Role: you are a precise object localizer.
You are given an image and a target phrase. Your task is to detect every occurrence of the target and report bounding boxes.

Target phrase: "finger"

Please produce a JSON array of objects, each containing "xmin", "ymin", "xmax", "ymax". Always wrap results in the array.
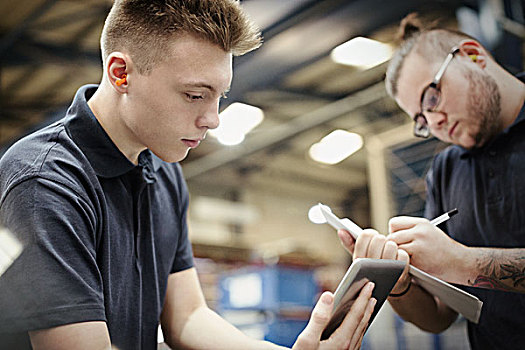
[
  {"xmin": 397, "ymin": 248, "xmax": 410, "ymax": 264},
  {"xmin": 293, "ymin": 292, "xmax": 334, "ymax": 350},
  {"xmin": 353, "ymin": 230, "xmax": 376, "ymax": 258},
  {"xmin": 387, "ymin": 229, "xmax": 416, "ymax": 245},
  {"xmin": 367, "ymin": 234, "xmax": 387, "ymax": 259},
  {"xmin": 388, "ymin": 216, "xmax": 426, "ymax": 234},
  {"xmin": 397, "ymin": 242, "xmax": 415, "ymax": 256},
  {"xmin": 338, "ymin": 229, "xmax": 355, "ymax": 254},
  {"xmin": 382, "ymin": 240, "xmax": 398, "ymax": 260},
  {"xmin": 348, "ymin": 297, "xmax": 376, "ymax": 350},
  {"xmin": 351, "ymin": 331, "xmax": 365, "ymax": 350},
  {"xmin": 330, "ymin": 282, "xmax": 374, "ymax": 344},
  {"xmin": 390, "ymin": 249, "xmax": 411, "ymax": 294}
]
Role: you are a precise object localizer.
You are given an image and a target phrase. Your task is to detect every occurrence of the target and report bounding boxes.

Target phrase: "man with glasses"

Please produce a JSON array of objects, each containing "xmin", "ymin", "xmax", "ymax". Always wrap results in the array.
[{"xmin": 336, "ymin": 14, "xmax": 525, "ymax": 349}]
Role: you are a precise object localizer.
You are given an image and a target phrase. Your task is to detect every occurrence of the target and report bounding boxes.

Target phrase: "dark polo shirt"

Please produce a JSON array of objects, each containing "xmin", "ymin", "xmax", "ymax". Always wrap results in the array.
[
  {"xmin": 0, "ymin": 85, "xmax": 194, "ymax": 349},
  {"xmin": 425, "ymin": 94, "xmax": 525, "ymax": 348}
]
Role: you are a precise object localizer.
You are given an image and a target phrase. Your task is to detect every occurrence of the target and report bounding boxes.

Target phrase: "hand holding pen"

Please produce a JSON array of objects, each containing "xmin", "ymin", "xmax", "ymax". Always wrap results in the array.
[{"xmin": 388, "ymin": 209, "xmax": 464, "ymax": 283}]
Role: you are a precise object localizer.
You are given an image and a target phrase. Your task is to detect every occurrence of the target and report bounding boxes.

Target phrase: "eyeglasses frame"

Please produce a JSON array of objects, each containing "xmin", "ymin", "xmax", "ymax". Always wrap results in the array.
[{"xmin": 412, "ymin": 46, "xmax": 460, "ymax": 138}]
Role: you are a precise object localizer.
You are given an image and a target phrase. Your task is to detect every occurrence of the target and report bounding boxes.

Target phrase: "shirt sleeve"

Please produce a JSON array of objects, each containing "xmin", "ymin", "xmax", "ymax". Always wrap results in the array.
[
  {"xmin": 0, "ymin": 176, "xmax": 106, "ymax": 332},
  {"xmin": 170, "ymin": 163, "xmax": 194, "ymax": 274}
]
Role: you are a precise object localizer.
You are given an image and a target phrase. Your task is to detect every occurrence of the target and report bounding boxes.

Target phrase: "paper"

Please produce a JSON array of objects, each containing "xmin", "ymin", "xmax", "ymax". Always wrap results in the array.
[{"xmin": 317, "ymin": 203, "xmax": 483, "ymax": 323}]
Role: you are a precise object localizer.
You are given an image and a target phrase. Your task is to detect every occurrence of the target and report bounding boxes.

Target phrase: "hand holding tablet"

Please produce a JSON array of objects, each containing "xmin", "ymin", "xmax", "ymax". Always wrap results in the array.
[{"xmin": 321, "ymin": 258, "xmax": 405, "ymax": 340}]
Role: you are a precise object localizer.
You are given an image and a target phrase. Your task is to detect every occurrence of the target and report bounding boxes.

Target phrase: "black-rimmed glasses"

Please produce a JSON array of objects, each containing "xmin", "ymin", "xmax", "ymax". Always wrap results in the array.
[{"xmin": 413, "ymin": 46, "xmax": 460, "ymax": 138}]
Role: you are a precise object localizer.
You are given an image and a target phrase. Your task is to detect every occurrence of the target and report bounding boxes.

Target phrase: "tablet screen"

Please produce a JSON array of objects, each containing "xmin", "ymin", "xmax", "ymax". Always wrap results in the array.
[{"xmin": 321, "ymin": 258, "xmax": 405, "ymax": 340}]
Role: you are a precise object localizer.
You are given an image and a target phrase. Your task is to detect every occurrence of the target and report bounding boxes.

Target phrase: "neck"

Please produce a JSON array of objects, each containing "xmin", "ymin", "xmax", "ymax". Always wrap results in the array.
[
  {"xmin": 496, "ymin": 69, "xmax": 525, "ymax": 129},
  {"xmin": 87, "ymin": 82, "xmax": 146, "ymax": 165}
]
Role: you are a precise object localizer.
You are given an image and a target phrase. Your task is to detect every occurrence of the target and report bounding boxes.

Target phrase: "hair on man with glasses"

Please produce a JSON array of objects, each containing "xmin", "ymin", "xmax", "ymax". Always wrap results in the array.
[{"xmin": 336, "ymin": 13, "xmax": 525, "ymax": 350}]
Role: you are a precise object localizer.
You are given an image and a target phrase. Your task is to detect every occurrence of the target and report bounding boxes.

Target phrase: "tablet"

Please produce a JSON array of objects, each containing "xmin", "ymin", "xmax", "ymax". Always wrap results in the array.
[{"xmin": 321, "ymin": 258, "xmax": 405, "ymax": 340}]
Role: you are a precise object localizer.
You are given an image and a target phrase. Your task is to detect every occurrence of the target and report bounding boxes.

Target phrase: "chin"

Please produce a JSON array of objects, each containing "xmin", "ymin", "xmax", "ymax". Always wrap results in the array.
[
  {"xmin": 151, "ymin": 148, "xmax": 190, "ymax": 163},
  {"xmin": 458, "ymin": 136, "xmax": 478, "ymax": 150}
]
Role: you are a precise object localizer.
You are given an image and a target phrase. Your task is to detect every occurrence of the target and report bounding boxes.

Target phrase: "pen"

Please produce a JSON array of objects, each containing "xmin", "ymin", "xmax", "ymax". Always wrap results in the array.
[{"xmin": 430, "ymin": 208, "xmax": 458, "ymax": 226}]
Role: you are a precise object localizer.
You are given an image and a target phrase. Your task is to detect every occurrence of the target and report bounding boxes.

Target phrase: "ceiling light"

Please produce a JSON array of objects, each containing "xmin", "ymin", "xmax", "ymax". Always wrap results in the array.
[
  {"xmin": 331, "ymin": 37, "xmax": 393, "ymax": 69},
  {"xmin": 210, "ymin": 103, "xmax": 264, "ymax": 146},
  {"xmin": 309, "ymin": 130, "xmax": 363, "ymax": 165}
]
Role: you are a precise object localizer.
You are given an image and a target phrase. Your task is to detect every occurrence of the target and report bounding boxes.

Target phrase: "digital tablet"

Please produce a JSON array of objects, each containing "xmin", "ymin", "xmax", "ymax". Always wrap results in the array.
[{"xmin": 321, "ymin": 258, "xmax": 405, "ymax": 340}]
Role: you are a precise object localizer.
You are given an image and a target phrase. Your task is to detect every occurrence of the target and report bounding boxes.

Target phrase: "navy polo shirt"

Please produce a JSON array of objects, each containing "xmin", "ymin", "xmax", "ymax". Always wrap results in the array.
[
  {"xmin": 0, "ymin": 85, "xmax": 194, "ymax": 349},
  {"xmin": 425, "ymin": 101, "xmax": 525, "ymax": 349}
]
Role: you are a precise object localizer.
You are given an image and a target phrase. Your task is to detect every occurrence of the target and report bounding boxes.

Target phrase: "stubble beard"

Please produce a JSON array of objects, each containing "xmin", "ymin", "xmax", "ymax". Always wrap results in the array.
[{"xmin": 465, "ymin": 69, "xmax": 502, "ymax": 148}]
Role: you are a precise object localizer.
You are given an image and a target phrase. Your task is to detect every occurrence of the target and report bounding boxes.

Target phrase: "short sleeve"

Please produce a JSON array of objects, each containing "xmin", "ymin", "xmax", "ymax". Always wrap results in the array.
[
  {"xmin": 170, "ymin": 164, "xmax": 193, "ymax": 274},
  {"xmin": 0, "ymin": 177, "xmax": 106, "ymax": 332}
]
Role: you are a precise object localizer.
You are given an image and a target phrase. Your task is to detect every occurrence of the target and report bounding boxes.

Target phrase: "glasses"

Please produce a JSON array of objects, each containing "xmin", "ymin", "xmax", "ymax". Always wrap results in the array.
[{"xmin": 413, "ymin": 46, "xmax": 460, "ymax": 138}]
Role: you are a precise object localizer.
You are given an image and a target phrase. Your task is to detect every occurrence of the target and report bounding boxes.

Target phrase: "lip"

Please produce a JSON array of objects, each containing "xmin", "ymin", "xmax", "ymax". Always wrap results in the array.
[
  {"xmin": 448, "ymin": 122, "xmax": 458, "ymax": 138},
  {"xmin": 181, "ymin": 138, "xmax": 202, "ymax": 148}
]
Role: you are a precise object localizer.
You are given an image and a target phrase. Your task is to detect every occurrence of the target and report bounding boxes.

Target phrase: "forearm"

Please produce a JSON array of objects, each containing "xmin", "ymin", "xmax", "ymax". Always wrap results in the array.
[
  {"xmin": 388, "ymin": 280, "xmax": 457, "ymax": 333},
  {"xmin": 462, "ymin": 247, "xmax": 525, "ymax": 293},
  {"xmin": 165, "ymin": 306, "xmax": 287, "ymax": 350}
]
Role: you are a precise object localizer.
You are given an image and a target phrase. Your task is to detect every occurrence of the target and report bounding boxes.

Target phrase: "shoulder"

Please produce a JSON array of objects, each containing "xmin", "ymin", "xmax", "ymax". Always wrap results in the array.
[{"xmin": 0, "ymin": 120, "xmax": 97, "ymax": 203}]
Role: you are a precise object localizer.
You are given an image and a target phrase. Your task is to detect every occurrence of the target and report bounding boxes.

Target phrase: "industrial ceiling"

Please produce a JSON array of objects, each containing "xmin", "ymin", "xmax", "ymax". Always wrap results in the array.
[{"xmin": 1, "ymin": 0, "xmax": 523, "ymax": 259}]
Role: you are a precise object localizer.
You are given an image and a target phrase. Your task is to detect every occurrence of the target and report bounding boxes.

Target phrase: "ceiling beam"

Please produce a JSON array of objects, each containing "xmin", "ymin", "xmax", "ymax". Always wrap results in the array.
[
  {"xmin": 182, "ymin": 82, "xmax": 386, "ymax": 179},
  {"xmin": 5, "ymin": 35, "xmax": 100, "ymax": 67},
  {"xmin": 0, "ymin": 0, "xmax": 58, "ymax": 59}
]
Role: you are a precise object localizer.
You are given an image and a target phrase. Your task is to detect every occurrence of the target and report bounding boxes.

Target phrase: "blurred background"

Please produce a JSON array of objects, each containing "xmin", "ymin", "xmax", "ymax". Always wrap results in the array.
[{"xmin": 1, "ymin": 0, "xmax": 523, "ymax": 348}]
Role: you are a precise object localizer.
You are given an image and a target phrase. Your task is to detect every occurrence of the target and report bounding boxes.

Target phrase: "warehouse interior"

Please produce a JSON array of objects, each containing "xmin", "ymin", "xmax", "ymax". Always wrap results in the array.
[{"xmin": 0, "ymin": 0, "xmax": 524, "ymax": 348}]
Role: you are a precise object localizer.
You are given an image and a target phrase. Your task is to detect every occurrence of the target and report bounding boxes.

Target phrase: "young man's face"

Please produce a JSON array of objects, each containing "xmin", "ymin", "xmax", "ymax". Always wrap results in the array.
[
  {"xmin": 122, "ymin": 33, "xmax": 232, "ymax": 163},
  {"xmin": 395, "ymin": 51, "xmax": 501, "ymax": 149}
]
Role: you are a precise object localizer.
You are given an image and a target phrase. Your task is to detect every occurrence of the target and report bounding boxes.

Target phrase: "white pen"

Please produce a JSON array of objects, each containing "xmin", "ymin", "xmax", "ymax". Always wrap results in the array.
[{"xmin": 430, "ymin": 208, "xmax": 458, "ymax": 226}]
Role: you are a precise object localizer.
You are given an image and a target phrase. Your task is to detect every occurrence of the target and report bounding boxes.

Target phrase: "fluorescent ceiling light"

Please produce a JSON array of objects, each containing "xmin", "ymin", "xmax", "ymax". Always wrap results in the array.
[
  {"xmin": 309, "ymin": 130, "xmax": 363, "ymax": 165},
  {"xmin": 331, "ymin": 37, "xmax": 393, "ymax": 69},
  {"xmin": 210, "ymin": 102, "xmax": 264, "ymax": 146}
]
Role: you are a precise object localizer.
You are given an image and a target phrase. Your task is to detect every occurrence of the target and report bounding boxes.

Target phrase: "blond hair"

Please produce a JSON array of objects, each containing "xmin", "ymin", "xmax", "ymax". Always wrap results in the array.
[{"xmin": 101, "ymin": 0, "xmax": 262, "ymax": 74}]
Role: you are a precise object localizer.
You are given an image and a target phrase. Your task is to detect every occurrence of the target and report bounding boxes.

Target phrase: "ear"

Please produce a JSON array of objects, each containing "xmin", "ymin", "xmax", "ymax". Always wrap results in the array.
[
  {"xmin": 457, "ymin": 39, "xmax": 487, "ymax": 69},
  {"xmin": 106, "ymin": 52, "xmax": 131, "ymax": 92}
]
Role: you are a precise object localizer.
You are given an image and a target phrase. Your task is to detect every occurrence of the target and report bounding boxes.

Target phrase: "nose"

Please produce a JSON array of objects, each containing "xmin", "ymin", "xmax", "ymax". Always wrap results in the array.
[
  {"xmin": 424, "ymin": 110, "xmax": 447, "ymax": 131},
  {"xmin": 197, "ymin": 100, "xmax": 220, "ymax": 130}
]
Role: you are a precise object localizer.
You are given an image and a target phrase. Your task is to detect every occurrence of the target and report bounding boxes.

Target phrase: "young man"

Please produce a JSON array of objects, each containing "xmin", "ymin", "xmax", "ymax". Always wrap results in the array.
[
  {"xmin": 0, "ymin": 1, "xmax": 376, "ymax": 349},
  {"xmin": 337, "ymin": 14, "xmax": 525, "ymax": 350}
]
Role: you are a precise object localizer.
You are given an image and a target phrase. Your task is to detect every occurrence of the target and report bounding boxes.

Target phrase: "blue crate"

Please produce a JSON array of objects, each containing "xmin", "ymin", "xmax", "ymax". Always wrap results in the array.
[
  {"xmin": 264, "ymin": 317, "xmax": 308, "ymax": 347},
  {"xmin": 218, "ymin": 266, "xmax": 318, "ymax": 312}
]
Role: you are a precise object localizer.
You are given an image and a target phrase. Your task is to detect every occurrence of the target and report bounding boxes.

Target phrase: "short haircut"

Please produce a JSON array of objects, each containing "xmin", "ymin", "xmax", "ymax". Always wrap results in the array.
[
  {"xmin": 101, "ymin": 0, "xmax": 262, "ymax": 74},
  {"xmin": 385, "ymin": 13, "xmax": 477, "ymax": 98}
]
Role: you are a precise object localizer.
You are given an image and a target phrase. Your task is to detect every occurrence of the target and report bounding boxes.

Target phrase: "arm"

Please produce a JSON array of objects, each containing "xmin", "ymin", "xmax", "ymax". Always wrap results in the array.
[
  {"xmin": 387, "ymin": 282, "xmax": 458, "ymax": 333},
  {"xmin": 388, "ymin": 216, "xmax": 525, "ymax": 293},
  {"xmin": 160, "ymin": 267, "xmax": 376, "ymax": 350},
  {"xmin": 0, "ymin": 179, "xmax": 110, "ymax": 345},
  {"xmin": 29, "ymin": 322, "xmax": 111, "ymax": 350},
  {"xmin": 338, "ymin": 228, "xmax": 458, "ymax": 333},
  {"xmin": 160, "ymin": 268, "xmax": 277, "ymax": 349}
]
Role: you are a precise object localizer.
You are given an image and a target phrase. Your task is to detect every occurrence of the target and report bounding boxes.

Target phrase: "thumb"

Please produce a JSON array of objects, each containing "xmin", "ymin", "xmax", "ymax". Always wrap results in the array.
[
  {"xmin": 293, "ymin": 292, "xmax": 333, "ymax": 349},
  {"xmin": 337, "ymin": 229, "xmax": 355, "ymax": 254}
]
